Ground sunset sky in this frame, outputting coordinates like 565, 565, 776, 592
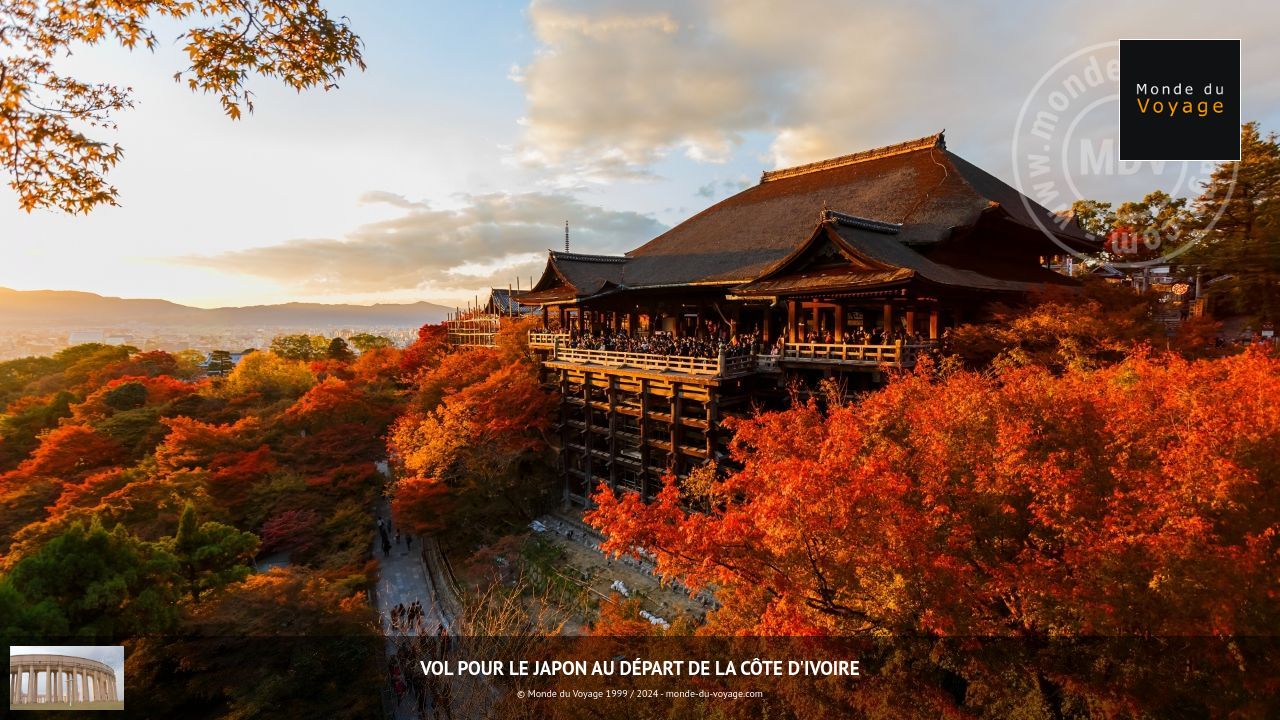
2, 0, 1279, 308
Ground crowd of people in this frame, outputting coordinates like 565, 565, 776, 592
797, 327, 934, 345
377, 516, 413, 558
560, 326, 935, 359
389, 600, 429, 633
388, 624, 455, 719
563, 329, 759, 359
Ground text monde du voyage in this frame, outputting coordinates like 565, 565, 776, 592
1134, 82, 1228, 118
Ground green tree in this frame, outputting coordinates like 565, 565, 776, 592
1112, 190, 1196, 260
1187, 122, 1280, 321
326, 336, 355, 362
164, 504, 259, 603
1, 1, 364, 213
1071, 198, 1116, 237
206, 350, 235, 376
348, 333, 392, 353
0, 355, 61, 404
269, 334, 328, 361
0, 390, 74, 469
125, 568, 382, 719
2, 518, 180, 635
102, 380, 149, 411
220, 351, 315, 401
172, 349, 209, 380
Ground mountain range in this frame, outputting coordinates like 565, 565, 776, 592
0, 287, 450, 329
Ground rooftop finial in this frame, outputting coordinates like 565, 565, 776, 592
565, 220, 570, 252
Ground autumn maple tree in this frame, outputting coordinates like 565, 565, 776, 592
0, 338, 396, 707
946, 278, 1165, 371
1, 0, 364, 212
589, 348, 1280, 638
389, 319, 557, 536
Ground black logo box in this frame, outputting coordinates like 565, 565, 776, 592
1119, 39, 1240, 161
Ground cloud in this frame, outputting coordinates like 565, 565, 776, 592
514, 0, 788, 179
695, 176, 751, 199
512, 0, 949, 180
181, 192, 666, 295
514, 0, 1280, 181
356, 190, 428, 211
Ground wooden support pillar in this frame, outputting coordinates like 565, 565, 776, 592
706, 393, 719, 460
541, 305, 549, 329
669, 385, 683, 477
834, 304, 846, 342
628, 310, 639, 334
905, 308, 916, 338
638, 379, 651, 500
787, 300, 798, 343
929, 308, 940, 339
559, 371, 571, 505
611, 312, 621, 332
882, 303, 893, 336
581, 371, 593, 488
607, 377, 618, 490
762, 307, 772, 343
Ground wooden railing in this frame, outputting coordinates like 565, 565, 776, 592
721, 354, 757, 376
550, 346, 730, 376
528, 331, 570, 349
779, 341, 936, 366
531, 330, 934, 375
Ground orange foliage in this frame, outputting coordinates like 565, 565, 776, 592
90, 350, 179, 382
399, 323, 449, 377
589, 348, 1280, 638
390, 361, 554, 484
154, 416, 263, 473
350, 346, 402, 383
407, 348, 502, 411
947, 280, 1163, 371
285, 377, 390, 430
206, 445, 277, 509
307, 358, 355, 381
590, 593, 662, 637
12, 424, 123, 481
72, 374, 199, 422
391, 474, 451, 535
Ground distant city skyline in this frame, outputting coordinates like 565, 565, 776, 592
2, 0, 1279, 308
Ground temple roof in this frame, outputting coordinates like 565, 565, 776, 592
734, 211, 1066, 297
485, 288, 538, 315
519, 132, 1096, 303
520, 251, 628, 303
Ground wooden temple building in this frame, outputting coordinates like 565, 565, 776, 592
444, 288, 538, 347
504, 133, 1095, 504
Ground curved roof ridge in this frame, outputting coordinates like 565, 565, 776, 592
549, 250, 628, 264
823, 209, 903, 235
761, 131, 945, 183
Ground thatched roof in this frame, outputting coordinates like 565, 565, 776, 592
521, 132, 1094, 303
520, 251, 627, 304
734, 211, 1066, 297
